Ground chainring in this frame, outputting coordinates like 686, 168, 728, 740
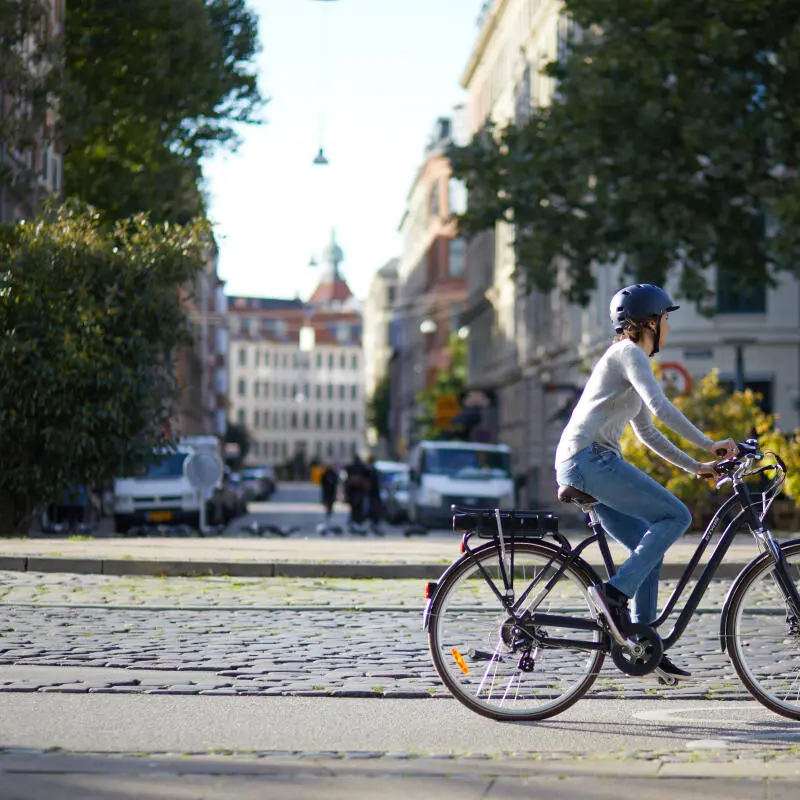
610, 622, 663, 677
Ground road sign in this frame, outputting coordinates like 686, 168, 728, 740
435, 395, 461, 429
184, 452, 223, 532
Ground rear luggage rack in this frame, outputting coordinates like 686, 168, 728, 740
451, 504, 558, 537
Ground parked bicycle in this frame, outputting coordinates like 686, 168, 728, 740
424, 438, 800, 721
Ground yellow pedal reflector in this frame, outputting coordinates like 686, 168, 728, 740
451, 647, 469, 674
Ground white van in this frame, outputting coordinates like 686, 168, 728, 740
407, 441, 515, 529
112, 437, 222, 533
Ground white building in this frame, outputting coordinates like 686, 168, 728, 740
227, 234, 366, 469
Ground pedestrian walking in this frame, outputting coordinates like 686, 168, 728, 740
320, 463, 339, 522
344, 453, 371, 531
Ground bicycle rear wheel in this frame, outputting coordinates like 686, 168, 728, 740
428, 541, 605, 721
725, 541, 800, 720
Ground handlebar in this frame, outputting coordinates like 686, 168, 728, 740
713, 438, 786, 479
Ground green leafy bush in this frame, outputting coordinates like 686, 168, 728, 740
620, 370, 800, 524
0, 203, 209, 533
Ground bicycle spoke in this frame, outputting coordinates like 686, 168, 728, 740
428, 543, 604, 721
728, 544, 800, 720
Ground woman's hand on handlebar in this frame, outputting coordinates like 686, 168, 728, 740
696, 462, 718, 480
710, 438, 738, 460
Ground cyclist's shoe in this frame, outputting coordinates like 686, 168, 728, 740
587, 582, 631, 646
655, 654, 692, 682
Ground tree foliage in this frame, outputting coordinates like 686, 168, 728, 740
451, 0, 800, 307
620, 370, 800, 525
367, 373, 392, 444
414, 334, 468, 441
63, 0, 264, 221
0, 204, 210, 532
0, 0, 65, 214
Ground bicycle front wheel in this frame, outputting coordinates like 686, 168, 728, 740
428, 541, 605, 721
725, 541, 800, 720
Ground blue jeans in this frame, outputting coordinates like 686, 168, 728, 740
555, 443, 693, 624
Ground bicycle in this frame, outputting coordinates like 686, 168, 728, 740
424, 438, 800, 721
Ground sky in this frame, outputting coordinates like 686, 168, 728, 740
202, 0, 487, 302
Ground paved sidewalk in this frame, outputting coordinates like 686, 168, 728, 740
0, 531, 790, 579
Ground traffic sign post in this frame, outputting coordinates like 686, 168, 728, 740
183, 451, 223, 533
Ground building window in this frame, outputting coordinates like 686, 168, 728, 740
327, 410, 334, 429
293, 353, 299, 367
282, 441, 288, 458
448, 237, 466, 277
281, 410, 286, 428
254, 410, 260, 427
237, 379, 246, 397
339, 385, 345, 400
290, 411, 297, 429
282, 353, 288, 368
328, 354, 334, 369
316, 354, 322, 368
339, 411, 345, 428
237, 409, 245, 425
264, 350, 270, 366
302, 411, 309, 429
253, 442, 260, 456
352, 441, 358, 454
340, 354, 346, 369
351, 384, 358, 400
264, 382, 270, 397
351, 412, 358, 429
315, 441, 322, 456
255, 351, 260, 367
315, 411, 322, 429
274, 411, 279, 427
315, 385, 322, 400
717, 266, 766, 313
282, 384, 287, 399
326, 441, 333, 457
254, 381, 260, 398
263, 410, 269, 428
387, 285, 396, 304
351, 354, 358, 369
327, 384, 333, 399
339, 441, 346, 458
238, 347, 246, 366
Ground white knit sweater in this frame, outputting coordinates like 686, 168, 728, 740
554, 339, 714, 473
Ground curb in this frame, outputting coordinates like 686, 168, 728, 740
0, 555, 752, 580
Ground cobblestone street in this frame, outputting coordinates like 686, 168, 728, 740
0, 571, 758, 701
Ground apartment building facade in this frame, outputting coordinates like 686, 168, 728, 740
0, 0, 65, 223
172, 240, 230, 439
227, 236, 366, 469
392, 115, 468, 455
362, 258, 398, 452
460, 0, 800, 508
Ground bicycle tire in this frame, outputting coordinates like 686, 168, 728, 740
428, 540, 605, 721
724, 541, 800, 720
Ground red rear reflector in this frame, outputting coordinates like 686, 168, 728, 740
424, 581, 437, 599
460, 539, 466, 554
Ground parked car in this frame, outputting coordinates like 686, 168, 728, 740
384, 477, 411, 524
240, 464, 276, 500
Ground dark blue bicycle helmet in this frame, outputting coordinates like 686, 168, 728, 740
609, 283, 679, 356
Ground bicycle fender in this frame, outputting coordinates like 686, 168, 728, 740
718, 537, 800, 652
422, 539, 600, 631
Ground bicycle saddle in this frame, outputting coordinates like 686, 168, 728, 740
557, 485, 597, 505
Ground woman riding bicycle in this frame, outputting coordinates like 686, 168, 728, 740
554, 282, 738, 680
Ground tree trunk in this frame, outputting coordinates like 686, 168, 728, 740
0, 493, 33, 536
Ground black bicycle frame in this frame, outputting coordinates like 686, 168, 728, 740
518, 481, 800, 653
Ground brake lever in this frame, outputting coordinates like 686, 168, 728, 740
715, 475, 732, 490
